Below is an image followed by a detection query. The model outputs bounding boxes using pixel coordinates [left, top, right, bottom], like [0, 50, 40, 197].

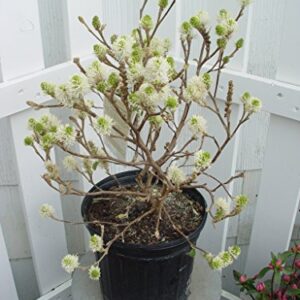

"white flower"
[136, 83, 160, 109]
[167, 165, 186, 186]
[54, 84, 73, 107]
[63, 156, 78, 171]
[39, 204, 55, 218]
[86, 61, 109, 87]
[144, 57, 171, 85]
[55, 124, 76, 148]
[68, 74, 90, 99]
[89, 265, 101, 280]
[184, 76, 207, 104]
[94, 115, 114, 136]
[149, 37, 171, 56]
[217, 11, 238, 37]
[218, 251, 234, 268]
[197, 11, 210, 26]
[210, 256, 224, 270]
[235, 194, 249, 210]
[61, 254, 79, 273]
[246, 97, 262, 113]
[112, 35, 136, 60]
[127, 62, 144, 84]
[215, 197, 230, 221]
[40, 113, 60, 131]
[44, 160, 59, 179]
[188, 115, 207, 136]
[89, 234, 104, 252]
[194, 150, 211, 170]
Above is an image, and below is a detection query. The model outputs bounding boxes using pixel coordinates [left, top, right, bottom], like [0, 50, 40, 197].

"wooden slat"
[10, 108, 70, 295]
[66, 0, 102, 57]
[245, 114, 300, 275]
[38, 0, 70, 67]
[275, 0, 300, 86]
[0, 225, 19, 300]
[0, 0, 44, 80]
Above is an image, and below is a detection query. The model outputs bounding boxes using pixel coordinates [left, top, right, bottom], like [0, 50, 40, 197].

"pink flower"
[268, 263, 274, 269]
[294, 259, 300, 269]
[291, 283, 298, 289]
[282, 274, 290, 283]
[239, 275, 247, 283]
[256, 282, 265, 292]
[276, 259, 282, 267]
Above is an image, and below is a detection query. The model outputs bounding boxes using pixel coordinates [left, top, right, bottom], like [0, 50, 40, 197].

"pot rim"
[81, 170, 207, 251]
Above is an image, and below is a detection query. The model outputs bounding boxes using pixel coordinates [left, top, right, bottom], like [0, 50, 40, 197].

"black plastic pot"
[81, 170, 207, 300]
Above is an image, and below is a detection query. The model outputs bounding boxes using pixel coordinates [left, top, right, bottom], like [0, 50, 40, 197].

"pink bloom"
[291, 283, 298, 289]
[268, 263, 274, 269]
[276, 259, 282, 267]
[239, 275, 247, 283]
[294, 259, 300, 269]
[282, 274, 290, 283]
[256, 282, 266, 292]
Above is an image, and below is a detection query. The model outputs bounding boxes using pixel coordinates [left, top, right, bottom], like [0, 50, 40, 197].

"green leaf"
[233, 270, 242, 282]
[187, 248, 196, 258]
[286, 289, 300, 296]
[257, 267, 270, 279]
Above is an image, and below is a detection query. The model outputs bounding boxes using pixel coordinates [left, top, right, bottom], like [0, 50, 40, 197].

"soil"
[86, 185, 204, 245]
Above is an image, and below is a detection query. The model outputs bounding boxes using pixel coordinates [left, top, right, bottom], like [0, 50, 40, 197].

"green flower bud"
[41, 82, 55, 97]
[107, 73, 119, 88]
[158, 0, 168, 9]
[24, 136, 34, 146]
[140, 15, 153, 31]
[110, 34, 118, 44]
[131, 49, 142, 63]
[217, 38, 227, 49]
[144, 85, 155, 95]
[167, 56, 175, 68]
[165, 96, 178, 110]
[215, 24, 226, 36]
[235, 38, 244, 49]
[219, 9, 229, 20]
[34, 122, 45, 135]
[181, 21, 193, 35]
[149, 116, 163, 127]
[190, 16, 201, 29]
[235, 194, 249, 210]
[96, 82, 107, 93]
[223, 56, 230, 64]
[93, 44, 107, 60]
[202, 73, 211, 89]
[92, 16, 101, 30]
[28, 118, 36, 129]
[242, 92, 251, 102]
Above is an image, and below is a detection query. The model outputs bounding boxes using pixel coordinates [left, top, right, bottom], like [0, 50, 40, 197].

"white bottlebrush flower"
[228, 245, 241, 259]
[167, 165, 186, 186]
[246, 97, 262, 113]
[40, 113, 60, 132]
[86, 61, 109, 87]
[215, 197, 231, 215]
[234, 194, 249, 210]
[210, 256, 224, 270]
[127, 62, 144, 84]
[94, 115, 114, 136]
[197, 10, 210, 26]
[218, 251, 234, 268]
[112, 35, 136, 60]
[68, 74, 90, 99]
[183, 76, 207, 105]
[55, 124, 76, 148]
[89, 234, 104, 253]
[149, 37, 171, 56]
[61, 254, 79, 274]
[194, 150, 211, 170]
[216, 10, 238, 37]
[136, 83, 160, 109]
[188, 115, 207, 136]
[44, 160, 59, 179]
[63, 156, 78, 171]
[144, 56, 171, 85]
[39, 203, 55, 218]
[89, 265, 101, 280]
[54, 84, 73, 107]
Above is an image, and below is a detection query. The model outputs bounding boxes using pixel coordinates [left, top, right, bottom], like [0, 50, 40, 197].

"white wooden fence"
[0, 1, 300, 299]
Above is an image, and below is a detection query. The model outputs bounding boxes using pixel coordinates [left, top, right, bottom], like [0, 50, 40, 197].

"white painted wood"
[37, 280, 72, 300]
[276, 0, 300, 86]
[0, 225, 19, 300]
[245, 115, 300, 276]
[38, 0, 71, 67]
[0, 0, 44, 80]
[66, 0, 102, 57]
[247, 0, 286, 78]
[10, 108, 70, 295]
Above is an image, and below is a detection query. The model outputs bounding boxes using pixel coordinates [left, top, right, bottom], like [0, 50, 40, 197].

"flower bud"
[92, 16, 101, 30]
[236, 38, 244, 49]
[239, 275, 247, 284]
[256, 282, 265, 292]
[140, 15, 154, 31]
[158, 0, 168, 9]
[294, 259, 300, 269]
[282, 275, 290, 283]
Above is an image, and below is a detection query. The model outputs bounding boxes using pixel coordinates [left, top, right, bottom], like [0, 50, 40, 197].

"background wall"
[0, 0, 299, 299]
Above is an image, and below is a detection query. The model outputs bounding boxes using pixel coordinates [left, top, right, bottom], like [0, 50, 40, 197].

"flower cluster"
[89, 234, 104, 253]
[234, 244, 300, 299]
[241, 92, 262, 113]
[204, 245, 241, 270]
[167, 165, 186, 186]
[39, 204, 55, 218]
[194, 150, 212, 170]
[183, 76, 208, 105]
[188, 115, 207, 136]
[61, 254, 80, 273]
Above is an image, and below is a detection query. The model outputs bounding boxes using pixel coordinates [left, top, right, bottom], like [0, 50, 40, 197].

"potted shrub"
[26, 0, 260, 299]
[234, 244, 300, 299]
